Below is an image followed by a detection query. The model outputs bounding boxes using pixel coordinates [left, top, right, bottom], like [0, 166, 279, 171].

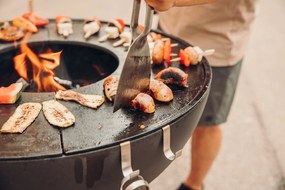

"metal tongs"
[113, 0, 154, 112]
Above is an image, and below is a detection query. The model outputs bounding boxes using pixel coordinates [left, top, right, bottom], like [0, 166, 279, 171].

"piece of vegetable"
[22, 12, 49, 27]
[12, 16, 38, 33]
[0, 83, 23, 104]
[179, 49, 191, 67]
[163, 38, 172, 65]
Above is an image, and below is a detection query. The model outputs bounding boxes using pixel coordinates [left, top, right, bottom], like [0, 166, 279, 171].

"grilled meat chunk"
[0, 103, 41, 133]
[149, 79, 173, 102]
[154, 67, 188, 87]
[42, 100, 75, 128]
[131, 93, 155, 113]
[152, 39, 164, 64]
[55, 90, 104, 109]
[103, 76, 119, 102]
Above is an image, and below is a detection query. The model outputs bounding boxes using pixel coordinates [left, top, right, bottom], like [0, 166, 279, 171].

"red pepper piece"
[22, 12, 49, 27]
[179, 49, 191, 67]
[154, 34, 162, 41]
[116, 18, 125, 32]
[164, 38, 172, 65]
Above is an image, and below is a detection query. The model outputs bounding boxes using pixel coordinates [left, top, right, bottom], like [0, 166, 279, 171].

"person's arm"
[145, 0, 219, 12]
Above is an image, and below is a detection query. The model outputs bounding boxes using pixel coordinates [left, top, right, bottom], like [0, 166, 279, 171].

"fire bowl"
[0, 20, 211, 190]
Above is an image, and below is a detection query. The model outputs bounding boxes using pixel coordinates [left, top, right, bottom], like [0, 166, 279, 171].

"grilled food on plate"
[42, 100, 75, 127]
[55, 90, 104, 109]
[0, 103, 42, 133]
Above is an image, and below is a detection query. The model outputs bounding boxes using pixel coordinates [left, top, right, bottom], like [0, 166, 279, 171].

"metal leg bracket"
[162, 125, 183, 161]
[120, 141, 149, 190]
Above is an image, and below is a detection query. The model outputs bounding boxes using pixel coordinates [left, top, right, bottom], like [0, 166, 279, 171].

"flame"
[13, 33, 66, 92]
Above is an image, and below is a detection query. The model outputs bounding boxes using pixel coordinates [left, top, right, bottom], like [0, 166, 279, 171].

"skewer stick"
[98, 34, 109, 42]
[123, 42, 131, 47]
[170, 53, 177, 56]
[170, 58, 181, 62]
[204, 49, 215, 56]
[113, 38, 126, 47]
[171, 43, 178, 47]
[84, 31, 92, 39]
[29, 0, 33, 13]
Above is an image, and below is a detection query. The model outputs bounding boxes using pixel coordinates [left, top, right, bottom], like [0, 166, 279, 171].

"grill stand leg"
[120, 141, 149, 190]
[162, 125, 183, 161]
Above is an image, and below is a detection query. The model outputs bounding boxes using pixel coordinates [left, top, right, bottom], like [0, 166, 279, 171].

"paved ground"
[1, 0, 285, 189]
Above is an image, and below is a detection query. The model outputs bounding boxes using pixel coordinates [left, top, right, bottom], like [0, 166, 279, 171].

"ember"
[13, 33, 65, 92]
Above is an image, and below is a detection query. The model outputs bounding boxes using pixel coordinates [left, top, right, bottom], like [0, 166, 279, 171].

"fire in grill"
[0, 19, 211, 190]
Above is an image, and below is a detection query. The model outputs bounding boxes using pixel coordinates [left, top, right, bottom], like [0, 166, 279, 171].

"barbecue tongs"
[113, 0, 154, 112]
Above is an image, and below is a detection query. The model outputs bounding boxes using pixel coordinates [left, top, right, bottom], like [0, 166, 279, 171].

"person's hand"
[144, 0, 176, 11]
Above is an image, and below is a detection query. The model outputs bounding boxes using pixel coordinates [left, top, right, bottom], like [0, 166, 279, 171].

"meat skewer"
[12, 16, 38, 33]
[151, 38, 178, 65]
[42, 100, 75, 128]
[151, 39, 164, 64]
[131, 93, 155, 113]
[22, 13, 49, 27]
[154, 67, 188, 87]
[83, 16, 102, 39]
[171, 46, 215, 66]
[0, 103, 42, 133]
[0, 21, 24, 41]
[103, 76, 119, 102]
[149, 79, 173, 102]
[55, 90, 105, 109]
[56, 16, 73, 38]
[98, 18, 125, 42]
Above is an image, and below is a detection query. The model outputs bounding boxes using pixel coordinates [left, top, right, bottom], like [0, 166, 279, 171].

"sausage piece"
[131, 93, 155, 113]
[154, 67, 188, 87]
[149, 79, 173, 102]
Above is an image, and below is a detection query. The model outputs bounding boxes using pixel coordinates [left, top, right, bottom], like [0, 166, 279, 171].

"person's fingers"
[144, 0, 175, 11]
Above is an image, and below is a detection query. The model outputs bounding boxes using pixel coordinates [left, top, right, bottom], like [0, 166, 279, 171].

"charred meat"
[149, 79, 173, 102]
[103, 76, 119, 102]
[154, 67, 188, 87]
[131, 93, 155, 113]
[55, 90, 105, 109]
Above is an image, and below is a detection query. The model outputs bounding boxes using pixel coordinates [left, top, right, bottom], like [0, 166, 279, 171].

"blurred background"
[1, 0, 285, 189]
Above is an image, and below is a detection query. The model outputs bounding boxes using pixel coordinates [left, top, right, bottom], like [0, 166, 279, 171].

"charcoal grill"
[0, 20, 211, 190]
